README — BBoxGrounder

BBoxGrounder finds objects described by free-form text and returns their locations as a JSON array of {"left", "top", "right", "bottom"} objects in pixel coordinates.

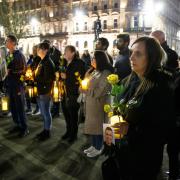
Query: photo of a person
[{"left": 103, "top": 125, "right": 115, "bottom": 146}]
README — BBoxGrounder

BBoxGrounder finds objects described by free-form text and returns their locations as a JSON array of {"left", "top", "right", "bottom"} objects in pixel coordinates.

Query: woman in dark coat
[
  {"left": 102, "top": 37, "right": 175, "bottom": 180},
  {"left": 60, "top": 45, "right": 86, "bottom": 143}
]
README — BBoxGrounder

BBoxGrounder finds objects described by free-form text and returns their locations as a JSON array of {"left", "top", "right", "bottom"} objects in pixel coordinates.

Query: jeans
[
  {"left": 92, "top": 135, "right": 103, "bottom": 150},
  {"left": 8, "top": 86, "right": 27, "bottom": 131},
  {"left": 37, "top": 94, "right": 52, "bottom": 130}
]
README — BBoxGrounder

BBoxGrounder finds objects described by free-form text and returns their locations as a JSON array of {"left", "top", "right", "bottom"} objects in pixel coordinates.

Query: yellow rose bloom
[
  {"left": 20, "top": 75, "right": 24, "bottom": 82},
  {"left": 107, "top": 74, "right": 119, "bottom": 85},
  {"left": 108, "top": 111, "right": 114, "bottom": 118},
  {"left": 75, "top": 72, "right": 79, "bottom": 76},
  {"left": 104, "top": 104, "right": 111, "bottom": 113}
]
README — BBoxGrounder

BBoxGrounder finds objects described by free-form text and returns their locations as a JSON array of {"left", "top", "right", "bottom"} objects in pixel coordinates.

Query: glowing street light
[
  {"left": 30, "top": 17, "right": 40, "bottom": 35},
  {"left": 143, "top": 0, "right": 164, "bottom": 28}
]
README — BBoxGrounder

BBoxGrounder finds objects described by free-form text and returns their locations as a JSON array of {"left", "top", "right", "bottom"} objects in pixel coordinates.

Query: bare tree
[{"left": 0, "top": 0, "right": 28, "bottom": 41}]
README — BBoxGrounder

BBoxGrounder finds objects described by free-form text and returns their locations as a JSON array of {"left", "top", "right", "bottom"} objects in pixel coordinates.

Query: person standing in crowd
[
  {"left": 150, "top": 30, "right": 179, "bottom": 74},
  {"left": 81, "top": 50, "right": 91, "bottom": 69},
  {"left": 102, "top": 37, "right": 175, "bottom": 180},
  {"left": 61, "top": 45, "right": 86, "bottom": 143},
  {"left": 42, "top": 39, "right": 62, "bottom": 118},
  {"left": 5, "top": 35, "right": 29, "bottom": 137},
  {"left": 151, "top": 30, "right": 179, "bottom": 180},
  {"left": 25, "top": 54, "right": 34, "bottom": 115},
  {"left": 82, "top": 50, "right": 113, "bottom": 158},
  {"left": 95, "top": 37, "right": 113, "bottom": 65},
  {"left": 30, "top": 45, "right": 41, "bottom": 115},
  {"left": 34, "top": 42, "right": 55, "bottom": 141},
  {"left": 114, "top": 33, "right": 131, "bottom": 80}
]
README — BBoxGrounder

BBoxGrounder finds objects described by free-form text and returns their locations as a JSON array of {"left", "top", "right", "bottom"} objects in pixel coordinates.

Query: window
[
  {"left": 84, "top": 22, "right": 88, "bottom": 31},
  {"left": 76, "top": 23, "right": 79, "bottom": 31},
  {"left": 134, "top": 16, "right": 139, "bottom": 27},
  {"left": 114, "top": 3, "right": 118, "bottom": 8},
  {"left": 94, "top": 6, "right": 97, "bottom": 11},
  {"left": 84, "top": 41, "right": 88, "bottom": 48},
  {"left": 114, "top": 19, "right": 118, "bottom": 29},
  {"left": 103, "top": 20, "right": 107, "bottom": 29},
  {"left": 104, "top": 4, "right": 107, "bottom": 9}
]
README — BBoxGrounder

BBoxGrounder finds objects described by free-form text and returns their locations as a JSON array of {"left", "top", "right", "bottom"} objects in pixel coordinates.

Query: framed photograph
[{"left": 103, "top": 124, "right": 115, "bottom": 146}]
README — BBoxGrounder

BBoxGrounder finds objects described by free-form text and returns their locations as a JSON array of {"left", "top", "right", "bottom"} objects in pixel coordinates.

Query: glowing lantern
[
  {"left": 25, "top": 67, "right": 33, "bottom": 80},
  {"left": 81, "top": 78, "right": 89, "bottom": 90},
  {"left": 52, "top": 81, "right": 61, "bottom": 102},
  {"left": 33, "top": 86, "right": 38, "bottom": 97},
  {"left": 1, "top": 96, "right": 9, "bottom": 111}
]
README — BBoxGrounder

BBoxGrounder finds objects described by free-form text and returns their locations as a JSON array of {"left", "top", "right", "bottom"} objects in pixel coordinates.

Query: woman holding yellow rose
[
  {"left": 102, "top": 37, "right": 175, "bottom": 180},
  {"left": 82, "top": 50, "right": 114, "bottom": 158}
]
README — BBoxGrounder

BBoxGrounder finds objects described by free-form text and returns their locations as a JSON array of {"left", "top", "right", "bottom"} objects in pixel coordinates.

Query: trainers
[
  {"left": 87, "top": 148, "right": 102, "bottom": 158},
  {"left": 26, "top": 109, "right": 32, "bottom": 115},
  {"left": 32, "top": 109, "right": 40, "bottom": 116},
  {"left": 83, "top": 146, "right": 95, "bottom": 154}
]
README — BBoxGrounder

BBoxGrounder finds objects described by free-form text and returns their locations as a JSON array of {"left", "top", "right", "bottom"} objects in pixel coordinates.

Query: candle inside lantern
[
  {"left": 110, "top": 115, "right": 120, "bottom": 125},
  {"left": 25, "top": 67, "right": 33, "bottom": 80},
  {"left": 33, "top": 86, "right": 38, "bottom": 97},
  {"left": 53, "top": 81, "right": 60, "bottom": 102},
  {"left": 28, "top": 87, "right": 33, "bottom": 98},
  {"left": 81, "top": 78, "right": 89, "bottom": 90},
  {"left": 2, "top": 97, "right": 8, "bottom": 111}
]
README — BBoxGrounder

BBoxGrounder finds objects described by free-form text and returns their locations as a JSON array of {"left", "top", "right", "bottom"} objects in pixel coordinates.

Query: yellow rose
[
  {"left": 20, "top": 75, "right": 24, "bottom": 82},
  {"left": 75, "top": 72, "right": 79, "bottom": 76},
  {"left": 104, "top": 104, "right": 111, "bottom": 113},
  {"left": 108, "top": 111, "right": 114, "bottom": 118},
  {"left": 107, "top": 74, "right": 119, "bottom": 85}
]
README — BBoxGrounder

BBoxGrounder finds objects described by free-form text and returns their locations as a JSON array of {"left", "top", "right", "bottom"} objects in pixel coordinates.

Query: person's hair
[
  {"left": 29, "top": 54, "right": 33, "bottom": 59},
  {"left": 117, "top": 33, "right": 130, "bottom": 44},
  {"left": 42, "top": 39, "right": 51, "bottom": 44},
  {"left": 65, "top": 45, "right": 79, "bottom": 59},
  {"left": 132, "top": 36, "right": 163, "bottom": 77},
  {"left": 105, "top": 126, "right": 113, "bottom": 132},
  {"left": 98, "top": 37, "right": 109, "bottom": 50},
  {"left": 38, "top": 42, "right": 50, "bottom": 50},
  {"left": 7, "top": 35, "right": 18, "bottom": 45},
  {"left": 93, "top": 50, "right": 114, "bottom": 72}
]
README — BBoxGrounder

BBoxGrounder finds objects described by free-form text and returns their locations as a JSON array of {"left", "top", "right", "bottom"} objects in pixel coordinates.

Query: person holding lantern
[
  {"left": 102, "top": 37, "right": 175, "bottom": 180},
  {"left": 82, "top": 50, "right": 114, "bottom": 158},
  {"left": 34, "top": 42, "right": 55, "bottom": 141},
  {"left": 5, "top": 35, "right": 29, "bottom": 137},
  {"left": 61, "top": 45, "right": 86, "bottom": 143}
]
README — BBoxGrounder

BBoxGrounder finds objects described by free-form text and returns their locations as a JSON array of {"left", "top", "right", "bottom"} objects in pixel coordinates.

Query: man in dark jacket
[
  {"left": 114, "top": 34, "right": 131, "bottom": 80},
  {"left": 43, "top": 40, "right": 62, "bottom": 118},
  {"left": 5, "top": 35, "right": 29, "bottom": 137},
  {"left": 151, "top": 30, "right": 179, "bottom": 74},
  {"left": 95, "top": 37, "right": 113, "bottom": 65},
  {"left": 151, "top": 30, "right": 179, "bottom": 180}
]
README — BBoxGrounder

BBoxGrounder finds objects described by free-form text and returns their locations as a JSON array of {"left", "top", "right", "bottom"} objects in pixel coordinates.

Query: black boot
[
  {"left": 37, "top": 130, "right": 50, "bottom": 141},
  {"left": 61, "top": 132, "right": 70, "bottom": 140}
]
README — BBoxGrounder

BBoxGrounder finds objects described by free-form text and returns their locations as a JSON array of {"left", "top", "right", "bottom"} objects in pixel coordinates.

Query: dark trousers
[
  {"left": 8, "top": 86, "right": 27, "bottom": 132},
  {"left": 25, "top": 92, "right": 32, "bottom": 110},
  {"left": 61, "top": 96, "right": 79, "bottom": 139},
  {"left": 52, "top": 102, "right": 60, "bottom": 114},
  {"left": 92, "top": 135, "right": 103, "bottom": 150}
]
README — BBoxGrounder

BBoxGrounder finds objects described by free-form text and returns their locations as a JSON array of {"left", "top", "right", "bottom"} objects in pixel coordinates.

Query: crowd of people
[{"left": 0, "top": 30, "right": 180, "bottom": 180}]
